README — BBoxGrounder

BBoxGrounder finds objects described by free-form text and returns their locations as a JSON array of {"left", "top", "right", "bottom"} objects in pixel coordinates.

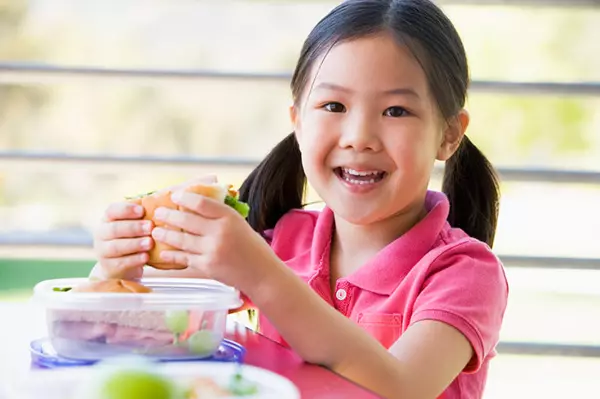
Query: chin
[{"left": 329, "top": 203, "right": 386, "bottom": 226}]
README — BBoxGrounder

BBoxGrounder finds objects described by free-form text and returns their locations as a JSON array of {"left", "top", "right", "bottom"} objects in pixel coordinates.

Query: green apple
[
  {"left": 98, "top": 369, "right": 175, "bottom": 399},
  {"left": 80, "top": 360, "right": 184, "bottom": 399}
]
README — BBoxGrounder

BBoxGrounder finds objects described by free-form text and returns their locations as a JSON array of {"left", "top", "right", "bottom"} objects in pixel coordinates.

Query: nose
[{"left": 338, "top": 111, "right": 382, "bottom": 152}]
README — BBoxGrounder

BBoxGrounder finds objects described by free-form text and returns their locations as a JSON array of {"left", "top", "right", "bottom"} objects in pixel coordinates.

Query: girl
[{"left": 91, "top": 1, "right": 508, "bottom": 398}]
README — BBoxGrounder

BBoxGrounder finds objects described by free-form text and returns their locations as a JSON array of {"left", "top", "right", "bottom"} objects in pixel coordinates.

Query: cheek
[
  {"left": 297, "top": 114, "right": 336, "bottom": 157},
  {"left": 385, "top": 125, "right": 439, "bottom": 169},
  {"left": 297, "top": 119, "right": 339, "bottom": 191}
]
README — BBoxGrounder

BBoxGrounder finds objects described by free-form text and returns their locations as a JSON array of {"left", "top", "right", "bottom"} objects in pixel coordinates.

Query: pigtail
[
  {"left": 442, "top": 136, "right": 500, "bottom": 247},
  {"left": 238, "top": 132, "right": 306, "bottom": 233}
]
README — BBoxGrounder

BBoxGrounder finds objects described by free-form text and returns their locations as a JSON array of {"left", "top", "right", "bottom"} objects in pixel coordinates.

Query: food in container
[
  {"left": 32, "top": 278, "right": 243, "bottom": 361},
  {"left": 7, "top": 358, "right": 301, "bottom": 399},
  {"left": 78, "top": 358, "right": 261, "bottom": 398},
  {"left": 69, "top": 279, "right": 153, "bottom": 294}
]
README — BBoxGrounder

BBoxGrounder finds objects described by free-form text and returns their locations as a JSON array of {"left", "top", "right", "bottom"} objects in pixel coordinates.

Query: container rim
[{"left": 32, "top": 278, "right": 243, "bottom": 311}]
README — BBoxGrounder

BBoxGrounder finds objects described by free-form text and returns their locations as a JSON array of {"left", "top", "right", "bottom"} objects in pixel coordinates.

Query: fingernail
[
  {"left": 142, "top": 221, "right": 153, "bottom": 234},
  {"left": 152, "top": 228, "right": 165, "bottom": 240},
  {"left": 141, "top": 237, "right": 152, "bottom": 249},
  {"left": 133, "top": 205, "right": 144, "bottom": 216},
  {"left": 154, "top": 208, "right": 167, "bottom": 220},
  {"left": 171, "top": 191, "right": 183, "bottom": 203}
]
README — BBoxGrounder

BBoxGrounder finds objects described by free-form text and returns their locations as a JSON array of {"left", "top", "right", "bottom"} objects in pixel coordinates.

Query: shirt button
[{"left": 336, "top": 288, "right": 347, "bottom": 301}]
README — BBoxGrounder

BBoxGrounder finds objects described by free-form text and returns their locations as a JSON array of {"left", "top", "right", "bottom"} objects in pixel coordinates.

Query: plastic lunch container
[{"left": 32, "top": 278, "right": 243, "bottom": 361}]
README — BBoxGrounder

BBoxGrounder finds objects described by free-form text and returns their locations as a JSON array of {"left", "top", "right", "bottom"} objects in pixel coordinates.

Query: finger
[
  {"left": 101, "top": 252, "right": 149, "bottom": 279},
  {"left": 97, "top": 237, "right": 153, "bottom": 259},
  {"left": 97, "top": 220, "right": 154, "bottom": 240},
  {"left": 158, "top": 250, "right": 197, "bottom": 268},
  {"left": 153, "top": 207, "right": 210, "bottom": 236},
  {"left": 171, "top": 191, "right": 229, "bottom": 219},
  {"left": 152, "top": 227, "right": 203, "bottom": 254},
  {"left": 104, "top": 201, "right": 144, "bottom": 222}
]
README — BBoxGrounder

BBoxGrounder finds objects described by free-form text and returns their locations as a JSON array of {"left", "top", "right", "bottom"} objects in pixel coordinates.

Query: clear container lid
[{"left": 32, "top": 278, "right": 243, "bottom": 311}]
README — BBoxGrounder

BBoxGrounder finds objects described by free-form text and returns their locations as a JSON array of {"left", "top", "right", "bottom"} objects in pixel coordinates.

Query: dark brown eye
[
  {"left": 324, "top": 102, "right": 346, "bottom": 113},
  {"left": 384, "top": 106, "right": 409, "bottom": 117}
]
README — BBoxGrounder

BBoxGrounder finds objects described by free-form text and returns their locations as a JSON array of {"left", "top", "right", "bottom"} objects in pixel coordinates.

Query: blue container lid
[{"left": 30, "top": 337, "right": 246, "bottom": 369}]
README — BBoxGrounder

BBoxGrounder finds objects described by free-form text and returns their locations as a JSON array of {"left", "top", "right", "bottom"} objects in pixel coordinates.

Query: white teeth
[
  {"left": 342, "top": 168, "right": 381, "bottom": 177},
  {"left": 337, "top": 167, "right": 384, "bottom": 185},
  {"left": 343, "top": 177, "right": 377, "bottom": 185}
]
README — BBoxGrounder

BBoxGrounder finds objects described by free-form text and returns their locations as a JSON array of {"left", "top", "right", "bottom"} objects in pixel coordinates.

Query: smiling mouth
[{"left": 334, "top": 167, "right": 387, "bottom": 185}]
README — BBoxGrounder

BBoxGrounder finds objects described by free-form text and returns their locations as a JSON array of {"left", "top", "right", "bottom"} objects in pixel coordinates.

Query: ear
[
  {"left": 436, "top": 109, "right": 469, "bottom": 161},
  {"left": 289, "top": 104, "right": 301, "bottom": 130},
  {"left": 289, "top": 104, "right": 302, "bottom": 142}
]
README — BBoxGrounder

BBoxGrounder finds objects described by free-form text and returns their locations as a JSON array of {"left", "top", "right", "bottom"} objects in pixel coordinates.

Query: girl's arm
[{"left": 248, "top": 258, "right": 473, "bottom": 399}]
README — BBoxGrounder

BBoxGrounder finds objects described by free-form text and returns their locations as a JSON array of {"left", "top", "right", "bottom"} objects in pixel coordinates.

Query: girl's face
[{"left": 292, "top": 32, "right": 465, "bottom": 226}]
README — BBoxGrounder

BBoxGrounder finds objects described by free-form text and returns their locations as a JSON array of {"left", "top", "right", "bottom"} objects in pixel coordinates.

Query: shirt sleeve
[{"left": 409, "top": 240, "right": 509, "bottom": 373}]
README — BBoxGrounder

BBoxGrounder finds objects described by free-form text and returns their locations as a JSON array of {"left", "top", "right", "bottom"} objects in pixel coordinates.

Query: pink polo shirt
[{"left": 259, "top": 190, "right": 509, "bottom": 399}]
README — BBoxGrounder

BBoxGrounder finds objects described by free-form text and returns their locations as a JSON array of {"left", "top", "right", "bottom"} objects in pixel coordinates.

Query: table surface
[{"left": 0, "top": 302, "right": 380, "bottom": 399}]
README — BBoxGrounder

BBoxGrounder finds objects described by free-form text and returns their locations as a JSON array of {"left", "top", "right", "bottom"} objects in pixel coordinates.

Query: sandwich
[
  {"left": 126, "top": 183, "right": 250, "bottom": 270},
  {"left": 70, "top": 278, "right": 153, "bottom": 294}
]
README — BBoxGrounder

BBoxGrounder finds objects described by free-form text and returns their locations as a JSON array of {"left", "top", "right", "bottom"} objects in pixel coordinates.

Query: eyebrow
[{"left": 314, "top": 82, "right": 420, "bottom": 98}]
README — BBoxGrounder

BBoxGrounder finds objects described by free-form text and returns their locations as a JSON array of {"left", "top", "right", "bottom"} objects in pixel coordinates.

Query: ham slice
[
  {"left": 51, "top": 320, "right": 174, "bottom": 346},
  {"left": 48, "top": 310, "right": 170, "bottom": 331}
]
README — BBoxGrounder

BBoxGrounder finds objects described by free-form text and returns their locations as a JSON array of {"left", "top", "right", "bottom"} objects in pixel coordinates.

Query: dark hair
[{"left": 239, "top": 0, "right": 500, "bottom": 247}]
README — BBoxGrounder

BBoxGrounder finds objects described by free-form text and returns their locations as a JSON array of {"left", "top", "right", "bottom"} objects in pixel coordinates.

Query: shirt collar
[{"left": 311, "top": 190, "right": 450, "bottom": 295}]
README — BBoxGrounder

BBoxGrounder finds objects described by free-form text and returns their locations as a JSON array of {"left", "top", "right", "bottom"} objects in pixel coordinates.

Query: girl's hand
[
  {"left": 92, "top": 201, "right": 152, "bottom": 280},
  {"left": 91, "top": 175, "right": 218, "bottom": 280},
  {"left": 150, "top": 190, "right": 274, "bottom": 291}
]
